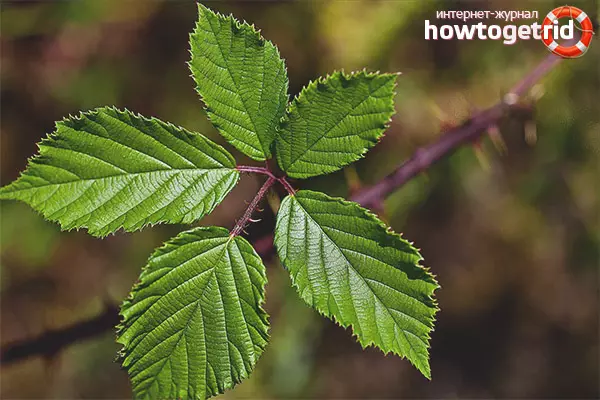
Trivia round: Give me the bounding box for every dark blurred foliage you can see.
[1,0,598,398]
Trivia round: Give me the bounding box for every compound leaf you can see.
[275,71,397,178]
[274,190,438,378]
[118,226,269,400]
[0,107,239,237]
[190,3,288,161]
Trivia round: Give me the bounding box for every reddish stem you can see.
[236,165,275,177]
[353,49,566,208]
[278,176,296,195]
[236,165,296,195]
[231,176,276,237]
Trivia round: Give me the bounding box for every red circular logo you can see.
[541,6,594,58]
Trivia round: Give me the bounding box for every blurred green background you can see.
[1,0,598,398]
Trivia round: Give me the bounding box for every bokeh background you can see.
[1,0,598,398]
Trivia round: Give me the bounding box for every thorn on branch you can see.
[487,125,507,154]
[524,121,538,146]
[231,176,275,237]
[503,92,519,106]
[472,141,491,171]
[345,166,362,195]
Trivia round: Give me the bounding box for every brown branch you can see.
[1,304,120,366]
[0,50,565,367]
[353,50,564,208]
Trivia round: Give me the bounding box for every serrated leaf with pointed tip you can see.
[274,190,438,378]
[275,71,397,179]
[189,3,288,161]
[118,227,269,400]
[0,107,239,237]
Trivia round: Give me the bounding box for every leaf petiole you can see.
[236,165,296,195]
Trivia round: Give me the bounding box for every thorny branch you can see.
[352,50,564,208]
[230,176,276,237]
[1,50,566,367]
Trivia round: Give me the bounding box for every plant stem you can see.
[352,49,565,208]
[236,165,296,195]
[236,165,275,177]
[351,105,505,206]
[278,176,296,195]
[230,176,276,237]
[0,304,120,366]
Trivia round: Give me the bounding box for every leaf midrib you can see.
[284,78,389,170]
[135,267,218,398]
[126,239,233,390]
[0,167,235,195]
[203,16,266,156]
[292,196,424,360]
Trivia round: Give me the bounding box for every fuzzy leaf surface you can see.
[190,4,288,161]
[0,107,238,237]
[274,190,438,377]
[275,71,396,178]
[118,227,269,400]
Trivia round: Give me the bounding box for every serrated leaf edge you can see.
[188,3,290,161]
[116,226,271,399]
[276,70,400,179]
[275,190,439,378]
[0,106,239,238]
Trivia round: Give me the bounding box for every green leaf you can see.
[118,226,269,400]
[190,3,288,161]
[274,190,438,378]
[0,107,239,237]
[275,71,397,179]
